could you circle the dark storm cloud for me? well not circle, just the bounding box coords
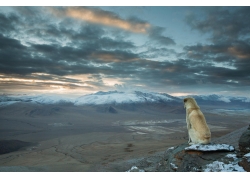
[0,13,19,33]
[139,46,177,59]
[147,26,175,46]
[185,7,250,42]
[0,34,25,50]
[182,7,250,88]
[1,6,249,95]
[0,7,139,77]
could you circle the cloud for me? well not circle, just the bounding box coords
[1,7,249,96]
[49,7,150,33]
[139,46,177,59]
[48,7,175,47]
[185,7,250,42]
[0,13,19,33]
[182,7,250,90]
[147,26,175,46]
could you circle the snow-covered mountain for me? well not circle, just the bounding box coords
[187,94,250,104]
[0,91,250,107]
[0,94,74,106]
[74,91,179,105]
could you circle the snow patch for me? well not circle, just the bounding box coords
[244,152,250,157]
[243,153,250,162]
[170,163,178,170]
[204,160,245,172]
[185,144,234,151]
[226,154,237,160]
[126,166,145,172]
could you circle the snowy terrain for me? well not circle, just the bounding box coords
[74,91,177,105]
[1,91,250,107]
[0,94,74,106]
[203,154,245,172]
[189,94,250,103]
[0,91,178,106]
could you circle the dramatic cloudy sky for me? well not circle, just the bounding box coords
[0,5,250,97]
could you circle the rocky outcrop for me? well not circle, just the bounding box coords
[155,143,245,172]
[125,143,245,172]
[239,125,250,154]
[239,153,250,172]
[126,125,250,172]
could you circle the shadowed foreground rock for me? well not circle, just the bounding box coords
[126,125,250,172]
[239,125,250,154]
[156,143,246,172]
[238,153,250,172]
[126,143,246,172]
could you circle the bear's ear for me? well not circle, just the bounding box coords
[183,98,187,103]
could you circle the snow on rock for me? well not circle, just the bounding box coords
[126,166,145,172]
[204,153,245,172]
[243,153,250,162]
[203,160,246,172]
[185,143,235,151]
[244,153,250,157]
[170,163,178,170]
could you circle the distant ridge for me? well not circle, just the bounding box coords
[0,91,250,107]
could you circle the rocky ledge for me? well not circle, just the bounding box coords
[126,125,250,172]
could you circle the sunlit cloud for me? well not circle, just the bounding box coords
[228,46,250,59]
[49,7,150,33]
[90,52,140,62]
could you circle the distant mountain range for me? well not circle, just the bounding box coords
[0,91,250,107]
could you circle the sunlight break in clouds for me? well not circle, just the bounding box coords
[49,7,150,33]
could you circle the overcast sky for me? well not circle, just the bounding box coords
[0,4,250,97]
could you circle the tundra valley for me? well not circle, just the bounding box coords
[0,91,249,171]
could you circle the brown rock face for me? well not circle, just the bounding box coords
[239,125,250,154]
[238,154,250,172]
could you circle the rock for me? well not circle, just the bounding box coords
[124,143,247,172]
[238,153,250,172]
[239,124,250,154]
[156,143,245,172]
[124,125,250,172]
